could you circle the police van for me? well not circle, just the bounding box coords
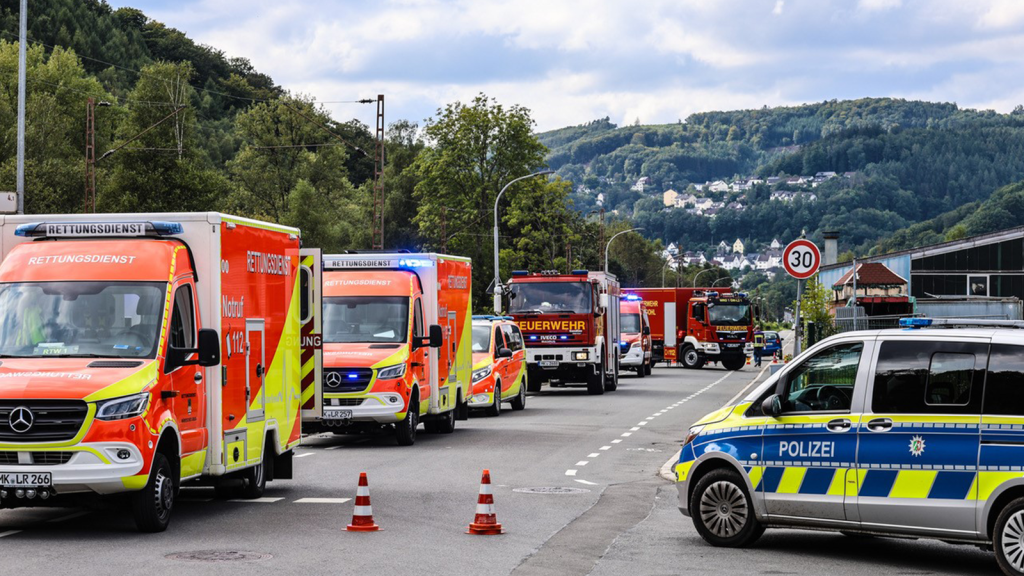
[675,318,1024,576]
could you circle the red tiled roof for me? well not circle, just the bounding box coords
[833,262,907,288]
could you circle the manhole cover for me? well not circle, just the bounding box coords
[513,487,590,494]
[166,551,273,563]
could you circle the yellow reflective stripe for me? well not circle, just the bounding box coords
[121,474,149,490]
[849,469,867,497]
[827,468,847,496]
[776,467,806,494]
[747,466,765,489]
[889,470,937,499]
[977,472,1020,501]
[966,474,980,501]
[301,384,315,405]
[675,461,694,482]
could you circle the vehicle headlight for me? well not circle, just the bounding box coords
[682,425,705,447]
[630,342,640,350]
[376,364,406,380]
[95,393,150,421]
[573,351,589,361]
[472,367,492,383]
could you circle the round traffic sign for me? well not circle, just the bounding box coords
[783,239,821,280]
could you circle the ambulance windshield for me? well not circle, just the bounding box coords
[708,302,751,325]
[323,296,410,344]
[0,282,165,358]
[621,313,641,333]
[508,282,591,314]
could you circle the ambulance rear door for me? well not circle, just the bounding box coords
[299,248,323,421]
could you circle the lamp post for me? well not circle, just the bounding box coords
[712,276,732,288]
[492,169,554,313]
[693,267,718,287]
[605,228,643,275]
[661,256,675,287]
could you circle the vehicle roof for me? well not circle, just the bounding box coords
[835,327,1021,339]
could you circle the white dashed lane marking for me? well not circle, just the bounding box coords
[574,479,598,486]
[575,461,589,466]
[587,453,600,458]
[294,498,352,504]
[599,446,611,451]
[611,439,622,444]
[296,453,314,458]
[565,470,578,476]
[0,530,22,538]
[228,497,284,503]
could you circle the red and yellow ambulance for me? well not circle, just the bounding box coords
[619,294,653,377]
[0,213,310,532]
[469,315,527,416]
[303,253,471,445]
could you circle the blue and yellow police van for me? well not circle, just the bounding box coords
[675,318,1024,576]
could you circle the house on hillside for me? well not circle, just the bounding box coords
[663,189,679,207]
[708,180,729,193]
[631,177,651,192]
[770,238,781,250]
[830,263,913,324]
[733,238,745,254]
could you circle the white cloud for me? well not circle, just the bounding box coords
[773,1,784,16]
[857,0,902,11]
[976,0,1024,29]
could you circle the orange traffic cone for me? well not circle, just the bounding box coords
[346,472,380,532]
[467,469,504,535]
[745,356,751,365]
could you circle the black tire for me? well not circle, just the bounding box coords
[510,378,526,411]
[690,468,764,548]
[131,453,175,533]
[722,356,746,371]
[994,497,1024,576]
[681,346,705,369]
[605,357,618,392]
[485,383,502,417]
[455,394,469,421]
[644,362,652,376]
[636,365,646,378]
[435,404,456,434]
[587,357,606,395]
[396,393,419,446]
[238,452,270,499]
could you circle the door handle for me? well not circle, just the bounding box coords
[826,418,852,432]
[867,417,893,432]
[256,364,264,378]
[194,372,203,383]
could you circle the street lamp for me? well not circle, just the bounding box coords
[493,169,555,313]
[605,228,643,275]
[693,268,719,287]
[661,256,677,287]
[712,276,732,287]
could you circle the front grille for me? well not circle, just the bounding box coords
[323,368,374,393]
[332,398,364,407]
[539,354,564,361]
[0,401,89,442]
[717,331,746,341]
[0,451,73,465]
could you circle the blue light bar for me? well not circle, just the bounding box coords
[398,258,434,269]
[622,294,642,301]
[512,270,529,276]
[529,335,538,341]
[150,221,184,235]
[572,270,589,275]
[899,318,933,328]
[14,221,183,238]
[347,373,360,379]
[559,335,568,340]
[736,292,748,298]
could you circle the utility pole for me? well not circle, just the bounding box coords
[85,98,96,213]
[372,94,385,250]
[16,0,27,213]
[439,207,447,254]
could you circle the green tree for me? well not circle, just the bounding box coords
[797,275,836,348]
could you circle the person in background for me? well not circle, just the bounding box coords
[752,327,765,367]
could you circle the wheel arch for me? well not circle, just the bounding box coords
[686,453,762,518]
[983,479,1024,540]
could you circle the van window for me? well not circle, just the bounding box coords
[493,328,507,354]
[500,324,521,352]
[872,341,986,415]
[299,266,312,324]
[169,284,195,350]
[511,326,525,351]
[984,344,1024,416]
[779,342,862,413]
[693,304,705,323]
[413,299,424,338]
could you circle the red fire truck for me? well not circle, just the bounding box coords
[506,270,620,395]
[633,287,754,371]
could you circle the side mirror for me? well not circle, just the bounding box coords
[497,347,513,359]
[165,328,220,372]
[761,394,782,418]
[599,293,609,311]
[428,324,443,348]
[642,326,651,335]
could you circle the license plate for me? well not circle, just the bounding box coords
[726,343,741,348]
[0,472,52,488]
[538,360,558,368]
[324,409,352,420]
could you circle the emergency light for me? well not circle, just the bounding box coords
[622,294,642,301]
[398,258,434,269]
[572,270,589,275]
[511,270,529,276]
[15,221,184,238]
[899,318,932,328]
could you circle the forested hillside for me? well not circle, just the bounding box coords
[541,99,1024,257]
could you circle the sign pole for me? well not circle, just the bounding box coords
[794,279,803,356]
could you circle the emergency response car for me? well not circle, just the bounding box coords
[304,253,472,446]
[469,316,527,416]
[675,318,1024,576]
[0,213,306,532]
[619,294,652,377]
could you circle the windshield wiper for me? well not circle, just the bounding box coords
[49,353,105,358]
[512,309,543,314]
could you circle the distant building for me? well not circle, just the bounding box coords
[732,238,745,254]
[662,189,680,207]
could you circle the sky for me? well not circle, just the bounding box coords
[106,0,1024,132]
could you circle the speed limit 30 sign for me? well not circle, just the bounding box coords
[783,239,821,280]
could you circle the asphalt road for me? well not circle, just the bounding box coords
[0,346,1002,576]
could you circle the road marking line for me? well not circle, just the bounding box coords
[659,410,668,413]
[565,469,577,476]
[629,427,639,431]
[621,432,632,437]
[576,461,589,466]
[574,479,598,486]
[228,497,284,503]
[611,439,622,444]
[47,511,91,523]
[296,453,314,458]
[599,446,611,451]
[646,417,655,420]
[588,453,600,458]
[295,498,352,504]
[0,530,22,538]
[325,446,340,450]
[638,422,648,426]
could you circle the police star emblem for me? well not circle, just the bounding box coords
[909,435,926,457]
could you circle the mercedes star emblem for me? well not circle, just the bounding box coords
[9,406,34,434]
[325,371,343,388]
